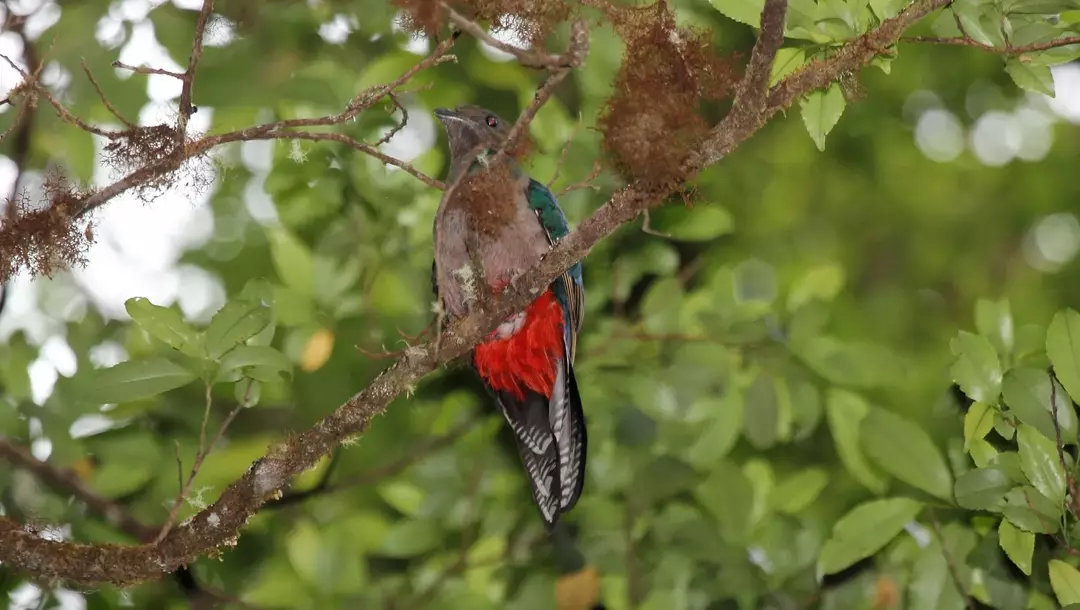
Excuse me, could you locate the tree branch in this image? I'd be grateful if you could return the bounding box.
[0,0,954,586]
[175,0,214,134]
[0,437,255,607]
[903,34,1080,55]
[735,0,789,117]
[0,437,158,541]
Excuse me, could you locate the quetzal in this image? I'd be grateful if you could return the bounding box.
[431,104,587,530]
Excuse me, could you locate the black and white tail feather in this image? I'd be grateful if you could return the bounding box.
[487,340,586,531]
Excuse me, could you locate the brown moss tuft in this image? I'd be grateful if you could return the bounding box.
[102,124,179,184]
[394,0,572,47]
[457,160,521,238]
[0,172,96,284]
[598,1,740,185]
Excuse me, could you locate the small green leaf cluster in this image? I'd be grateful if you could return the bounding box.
[93,280,292,408]
[950,303,1080,605]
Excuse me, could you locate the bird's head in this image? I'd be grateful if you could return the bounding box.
[434,105,511,167]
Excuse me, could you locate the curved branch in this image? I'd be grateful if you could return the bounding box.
[0,0,951,586]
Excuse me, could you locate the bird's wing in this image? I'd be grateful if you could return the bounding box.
[525,179,585,362]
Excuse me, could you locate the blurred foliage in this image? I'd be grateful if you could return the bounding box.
[2,0,1080,609]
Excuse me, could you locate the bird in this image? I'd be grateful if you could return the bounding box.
[430,104,587,530]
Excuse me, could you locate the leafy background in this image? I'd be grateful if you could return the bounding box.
[3,0,1080,608]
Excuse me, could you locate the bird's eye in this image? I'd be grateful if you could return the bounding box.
[485,115,498,127]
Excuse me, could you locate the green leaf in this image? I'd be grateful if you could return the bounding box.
[870,0,909,19]
[1005,58,1055,97]
[826,389,887,493]
[125,297,203,357]
[998,519,1034,576]
[744,373,779,449]
[377,481,425,517]
[1004,486,1062,533]
[694,460,753,545]
[0,332,36,402]
[964,402,996,450]
[954,1,1006,47]
[90,358,199,404]
[771,468,829,514]
[89,433,162,498]
[950,331,1003,403]
[770,48,805,86]
[286,520,323,585]
[1017,423,1067,504]
[379,520,443,558]
[615,406,658,447]
[787,263,845,311]
[205,299,274,360]
[217,345,294,382]
[969,438,999,468]
[687,391,744,467]
[634,456,698,504]
[1002,368,1077,444]
[975,298,1013,359]
[818,497,923,576]
[267,227,316,297]
[1050,560,1080,605]
[995,411,1017,440]
[709,0,766,26]
[645,205,735,242]
[861,406,953,501]
[1048,309,1080,404]
[796,336,900,388]
[800,84,846,151]
[954,467,1011,510]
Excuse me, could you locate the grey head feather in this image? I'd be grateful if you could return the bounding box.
[433,105,512,174]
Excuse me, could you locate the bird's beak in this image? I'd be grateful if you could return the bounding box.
[433,107,461,124]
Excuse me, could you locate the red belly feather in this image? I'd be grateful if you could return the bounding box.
[473,289,564,400]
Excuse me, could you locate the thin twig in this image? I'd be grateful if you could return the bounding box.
[112,61,186,78]
[1049,375,1078,524]
[556,159,603,197]
[626,498,643,608]
[154,383,241,544]
[640,208,671,237]
[64,35,455,225]
[374,93,409,147]
[442,4,569,69]
[902,34,1080,54]
[0,53,120,139]
[82,61,136,128]
[193,130,444,189]
[490,20,590,169]
[928,508,975,610]
[547,114,583,188]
